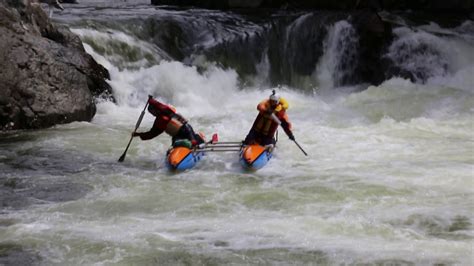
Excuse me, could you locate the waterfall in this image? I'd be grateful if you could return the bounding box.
[314,20,359,90]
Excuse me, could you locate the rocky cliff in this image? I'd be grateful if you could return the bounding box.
[147,0,471,88]
[0,0,111,130]
[151,0,474,11]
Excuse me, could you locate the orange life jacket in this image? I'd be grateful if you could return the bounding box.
[252,98,291,138]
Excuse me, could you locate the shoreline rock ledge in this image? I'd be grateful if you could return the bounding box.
[0,0,112,130]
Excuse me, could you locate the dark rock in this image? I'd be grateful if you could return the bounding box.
[350,10,393,85]
[228,0,263,8]
[266,12,344,86]
[151,0,474,11]
[0,1,112,130]
[189,9,392,87]
[39,0,78,5]
[145,1,468,88]
[138,9,385,87]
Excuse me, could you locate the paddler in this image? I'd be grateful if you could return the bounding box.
[132,97,204,147]
[243,90,294,147]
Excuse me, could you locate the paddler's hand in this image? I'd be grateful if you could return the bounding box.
[132,132,141,138]
[288,131,295,141]
[197,143,206,149]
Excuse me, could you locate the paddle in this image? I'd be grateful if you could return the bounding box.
[118,95,152,162]
[292,139,308,156]
[267,110,307,156]
[270,109,307,156]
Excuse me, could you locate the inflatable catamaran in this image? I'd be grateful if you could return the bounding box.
[165,134,275,171]
[119,94,306,171]
[165,140,205,171]
[239,144,273,171]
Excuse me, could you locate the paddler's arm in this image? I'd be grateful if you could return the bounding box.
[132,120,164,140]
[278,112,295,141]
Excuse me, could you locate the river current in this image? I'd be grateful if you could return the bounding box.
[0,1,473,265]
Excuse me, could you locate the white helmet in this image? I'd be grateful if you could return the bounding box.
[269,90,280,104]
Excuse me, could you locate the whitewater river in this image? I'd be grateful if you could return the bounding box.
[1,1,473,265]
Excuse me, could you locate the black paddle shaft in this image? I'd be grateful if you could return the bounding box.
[293,139,308,156]
[118,96,151,162]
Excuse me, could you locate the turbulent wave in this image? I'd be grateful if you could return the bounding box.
[341,78,474,123]
[72,21,474,124]
[72,28,170,70]
[66,8,474,94]
[386,26,474,83]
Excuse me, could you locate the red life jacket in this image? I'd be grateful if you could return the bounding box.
[149,99,186,137]
[252,110,288,137]
[250,98,292,138]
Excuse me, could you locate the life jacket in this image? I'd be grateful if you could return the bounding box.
[149,98,187,137]
[164,115,184,136]
[252,98,291,137]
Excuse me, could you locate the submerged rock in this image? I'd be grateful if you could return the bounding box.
[0,0,112,130]
[0,243,41,266]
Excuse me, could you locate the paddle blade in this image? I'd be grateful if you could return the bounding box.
[118,153,126,162]
[118,99,149,163]
[118,136,134,163]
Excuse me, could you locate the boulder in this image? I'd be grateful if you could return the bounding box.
[0,0,111,130]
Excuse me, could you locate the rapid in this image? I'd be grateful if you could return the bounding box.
[0,1,473,265]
